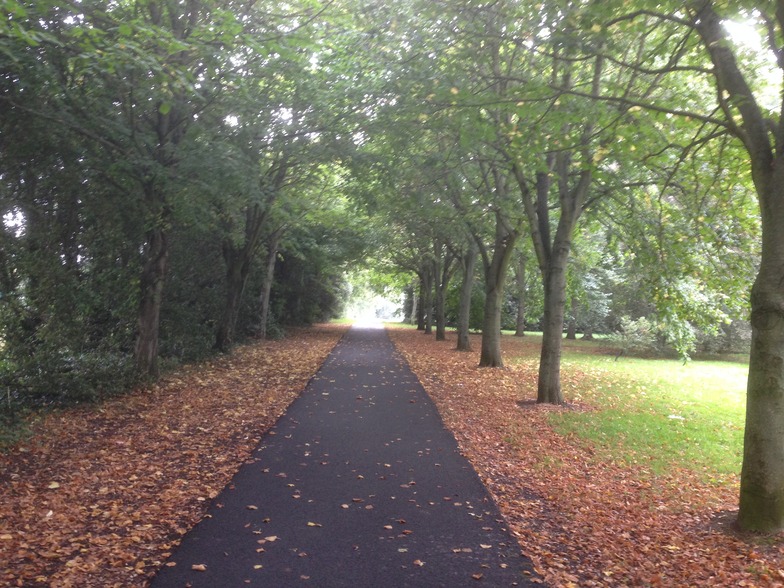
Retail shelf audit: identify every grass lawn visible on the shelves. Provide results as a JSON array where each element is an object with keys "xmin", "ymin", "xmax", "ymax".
[
  {"xmin": 384, "ymin": 324, "xmax": 747, "ymax": 480},
  {"xmin": 535, "ymin": 348, "xmax": 747, "ymax": 480}
]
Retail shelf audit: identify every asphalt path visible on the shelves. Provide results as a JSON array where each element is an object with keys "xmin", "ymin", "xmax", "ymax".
[{"xmin": 150, "ymin": 325, "xmax": 541, "ymax": 587}]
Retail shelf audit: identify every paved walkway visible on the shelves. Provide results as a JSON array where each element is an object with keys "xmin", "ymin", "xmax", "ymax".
[{"xmin": 150, "ymin": 326, "xmax": 540, "ymax": 587}]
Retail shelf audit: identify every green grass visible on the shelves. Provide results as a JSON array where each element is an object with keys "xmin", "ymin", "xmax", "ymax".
[
  {"xmin": 387, "ymin": 325, "xmax": 746, "ymax": 479},
  {"xmin": 541, "ymin": 353, "xmax": 747, "ymax": 480}
]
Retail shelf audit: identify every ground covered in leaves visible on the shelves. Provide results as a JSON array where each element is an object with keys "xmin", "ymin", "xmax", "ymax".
[
  {"xmin": 0, "ymin": 324, "xmax": 347, "ymax": 588},
  {"xmin": 388, "ymin": 326, "xmax": 784, "ymax": 587}
]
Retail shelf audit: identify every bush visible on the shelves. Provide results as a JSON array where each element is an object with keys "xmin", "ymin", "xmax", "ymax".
[
  {"xmin": 3, "ymin": 349, "xmax": 139, "ymax": 409},
  {"xmin": 609, "ymin": 316, "xmax": 659, "ymax": 357},
  {"xmin": 696, "ymin": 319, "xmax": 752, "ymax": 355}
]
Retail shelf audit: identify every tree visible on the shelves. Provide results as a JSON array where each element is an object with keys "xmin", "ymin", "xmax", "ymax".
[
  {"xmin": 455, "ymin": 241, "xmax": 479, "ymax": 351},
  {"xmin": 578, "ymin": 0, "xmax": 777, "ymax": 531},
  {"xmin": 671, "ymin": 2, "xmax": 782, "ymax": 531}
]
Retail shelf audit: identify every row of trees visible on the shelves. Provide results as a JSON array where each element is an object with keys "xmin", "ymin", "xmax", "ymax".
[
  {"xmin": 356, "ymin": 1, "xmax": 779, "ymax": 532},
  {"xmin": 3, "ymin": 0, "xmax": 784, "ymax": 532},
  {"xmin": 0, "ymin": 0, "xmax": 370, "ymax": 407}
]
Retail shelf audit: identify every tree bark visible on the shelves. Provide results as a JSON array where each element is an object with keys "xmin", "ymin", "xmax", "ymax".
[
  {"xmin": 433, "ymin": 243, "xmax": 457, "ymax": 341},
  {"xmin": 215, "ymin": 204, "xmax": 269, "ymax": 352},
  {"xmin": 258, "ymin": 228, "xmax": 283, "ymax": 340},
  {"xmin": 416, "ymin": 274, "xmax": 425, "ymax": 330},
  {"xmin": 456, "ymin": 244, "xmax": 478, "ymax": 351},
  {"xmin": 422, "ymin": 265, "xmax": 434, "ymax": 335},
  {"xmin": 537, "ymin": 246, "xmax": 569, "ymax": 404},
  {"xmin": 215, "ymin": 254, "xmax": 245, "ymax": 352},
  {"xmin": 479, "ymin": 218, "xmax": 518, "ymax": 367},
  {"xmin": 408, "ymin": 281, "xmax": 418, "ymax": 325},
  {"xmin": 433, "ymin": 261, "xmax": 447, "ymax": 341},
  {"xmin": 135, "ymin": 225, "xmax": 168, "ymax": 378},
  {"xmin": 513, "ymin": 253, "xmax": 528, "ymax": 337},
  {"xmin": 739, "ymin": 261, "xmax": 784, "ymax": 532}
]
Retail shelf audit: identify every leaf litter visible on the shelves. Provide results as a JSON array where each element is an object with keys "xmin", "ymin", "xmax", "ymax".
[
  {"xmin": 388, "ymin": 326, "xmax": 784, "ymax": 587},
  {"xmin": 0, "ymin": 324, "xmax": 347, "ymax": 588},
  {"xmin": 5, "ymin": 321, "xmax": 782, "ymax": 587}
]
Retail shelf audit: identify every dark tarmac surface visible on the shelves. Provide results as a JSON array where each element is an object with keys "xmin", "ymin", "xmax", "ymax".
[{"xmin": 150, "ymin": 325, "xmax": 541, "ymax": 587}]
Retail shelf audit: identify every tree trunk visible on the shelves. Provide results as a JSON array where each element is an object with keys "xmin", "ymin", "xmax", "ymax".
[
  {"xmin": 480, "ymin": 277, "xmax": 505, "ymax": 367},
  {"xmin": 479, "ymin": 225, "xmax": 517, "ymax": 367},
  {"xmin": 215, "ymin": 204, "xmax": 269, "ymax": 351},
  {"xmin": 135, "ymin": 225, "xmax": 168, "ymax": 378},
  {"xmin": 215, "ymin": 259, "xmax": 241, "ymax": 352},
  {"xmin": 739, "ymin": 262, "xmax": 784, "ymax": 531},
  {"xmin": 416, "ymin": 274, "xmax": 425, "ymax": 331},
  {"xmin": 537, "ymin": 250, "xmax": 568, "ymax": 404},
  {"xmin": 433, "ymin": 246, "xmax": 456, "ymax": 342},
  {"xmin": 258, "ymin": 229, "xmax": 283, "ymax": 340},
  {"xmin": 408, "ymin": 281, "xmax": 418, "ymax": 325},
  {"xmin": 434, "ymin": 270, "xmax": 448, "ymax": 340},
  {"xmin": 515, "ymin": 298, "xmax": 527, "ymax": 337},
  {"xmin": 456, "ymin": 245, "xmax": 478, "ymax": 351},
  {"xmin": 514, "ymin": 253, "xmax": 528, "ymax": 337},
  {"xmin": 737, "ymin": 161, "xmax": 784, "ymax": 530},
  {"xmin": 422, "ymin": 267, "xmax": 434, "ymax": 335},
  {"xmin": 515, "ymin": 158, "xmax": 587, "ymax": 404},
  {"xmin": 215, "ymin": 250, "xmax": 250, "ymax": 352}
]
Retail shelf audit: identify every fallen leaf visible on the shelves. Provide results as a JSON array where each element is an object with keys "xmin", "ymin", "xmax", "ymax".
[{"xmin": 191, "ymin": 564, "xmax": 207, "ymax": 572}]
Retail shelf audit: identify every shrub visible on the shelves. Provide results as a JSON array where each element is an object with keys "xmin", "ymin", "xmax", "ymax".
[{"xmin": 609, "ymin": 316, "xmax": 659, "ymax": 358}]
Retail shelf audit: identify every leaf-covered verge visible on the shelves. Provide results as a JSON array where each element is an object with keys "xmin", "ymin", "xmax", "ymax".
[
  {"xmin": 387, "ymin": 326, "xmax": 784, "ymax": 587},
  {"xmin": 0, "ymin": 324, "xmax": 348, "ymax": 588}
]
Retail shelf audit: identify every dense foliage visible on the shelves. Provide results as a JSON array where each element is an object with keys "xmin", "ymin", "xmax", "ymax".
[{"xmin": 0, "ymin": 0, "xmax": 368, "ymax": 412}]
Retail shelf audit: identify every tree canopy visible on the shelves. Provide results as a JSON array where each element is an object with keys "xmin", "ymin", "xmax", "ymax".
[{"xmin": 1, "ymin": 0, "xmax": 780, "ymax": 531}]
